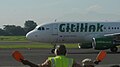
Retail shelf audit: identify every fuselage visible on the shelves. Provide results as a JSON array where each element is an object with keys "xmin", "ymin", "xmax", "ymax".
[{"xmin": 26, "ymin": 22, "xmax": 120, "ymax": 43}]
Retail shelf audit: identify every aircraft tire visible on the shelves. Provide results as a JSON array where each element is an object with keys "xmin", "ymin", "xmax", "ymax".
[{"xmin": 110, "ymin": 46, "xmax": 118, "ymax": 53}]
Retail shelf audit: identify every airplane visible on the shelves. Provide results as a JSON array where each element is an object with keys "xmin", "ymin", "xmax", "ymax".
[{"xmin": 26, "ymin": 22, "xmax": 120, "ymax": 53}]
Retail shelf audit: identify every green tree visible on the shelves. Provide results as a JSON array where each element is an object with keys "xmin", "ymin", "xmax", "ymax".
[
  {"xmin": 0, "ymin": 28, "xmax": 8, "ymax": 35},
  {"xmin": 24, "ymin": 20, "xmax": 37, "ymax": 33},
  {"xmin": 3, "ymin": 25, "xmax": 26, "ymax": 36}
]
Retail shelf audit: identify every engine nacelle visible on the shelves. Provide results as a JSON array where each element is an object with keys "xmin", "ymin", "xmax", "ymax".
[
  {"xmin": 80, "ymin": 37, "xmax": 114, "ymax": 50},
  {"xmin": 92, "ymin": 37, "xmax": 113, "ymax": 50}
]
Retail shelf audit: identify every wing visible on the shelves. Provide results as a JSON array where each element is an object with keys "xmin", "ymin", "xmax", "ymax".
[
  {"xmin": 104, "ymin": 33, "xmax": 120, "ymax": 45},
  {"xmin": 104, "ymin": 33, "xmax": 120, "ymax": 37}
]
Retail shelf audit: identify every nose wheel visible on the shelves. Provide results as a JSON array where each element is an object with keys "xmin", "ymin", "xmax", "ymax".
[
  {"xmin": 51, "ymin": 49, "xmax": 55, "ymax": 54},
  {"xmin": 51, "ymin": 44, "xmax": 57, "ymax": 54}
]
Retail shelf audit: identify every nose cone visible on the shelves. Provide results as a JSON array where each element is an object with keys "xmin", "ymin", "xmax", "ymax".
[
  {"xmin": 26, "ymin": 31, "xmax": 33, "ymax": 41},
  {"xmin": 26, "ymin": 30, "xmax": 38, "ymax": 41}
]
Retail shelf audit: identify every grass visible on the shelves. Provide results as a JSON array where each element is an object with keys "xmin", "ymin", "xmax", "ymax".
[
  {"xmin": 0, "ymin": 36, "xmax": 78, "ymax": 48},
  {"xmin": 0, "ymin": 43, "xmax": 78, "ymax": 49},
  {"xmin": 0, "ymin": 36, "xmax": 27, "ymax": 42},
  {"xmin": 0, "ymin": 44, "xmax": 52, "ymax": 49}
]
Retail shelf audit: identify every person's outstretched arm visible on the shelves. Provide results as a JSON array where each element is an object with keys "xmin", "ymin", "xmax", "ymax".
[
  {"xmin": 93, "ymin": 60, "xmax": 101, "ymax": 65},
  {"xmin": 21, "ymin": 59, "xmax": 39, "ymax": 67},
  {"xmin": 21, "ymin": 59, "xmax": 51, "ymax": 67}
]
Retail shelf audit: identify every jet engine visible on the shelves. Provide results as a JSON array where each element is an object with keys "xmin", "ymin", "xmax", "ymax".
[
  {"xmin": 79, "ymin": 36, "xmax": 119, "ymax": 52},
  {"xmin": 80, "ymin": 37, "xmax": 113, "ymax": 50},
  {"xmin": 92, "ymin": 37, "xmax": 113, "ymax": 50}
]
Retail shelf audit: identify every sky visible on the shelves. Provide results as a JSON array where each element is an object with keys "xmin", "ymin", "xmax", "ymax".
[{"xmin": 0, "ymin": 0, "xmax": 120, "ymax": 27}]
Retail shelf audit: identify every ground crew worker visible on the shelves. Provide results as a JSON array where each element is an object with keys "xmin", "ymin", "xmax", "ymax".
[{"xmin": 21, "ymin": 45, "xmax": 81, "ymax": 67}]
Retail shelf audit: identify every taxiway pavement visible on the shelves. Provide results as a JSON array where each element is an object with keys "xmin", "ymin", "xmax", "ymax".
[{"xmin": 0, "ymin": 48, "xmax": 120, "ymax": 67}]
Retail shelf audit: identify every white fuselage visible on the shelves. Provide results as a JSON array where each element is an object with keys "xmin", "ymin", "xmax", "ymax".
[{"xmin": 26, "ymin": 22, "xmax": 120, "ymax": 43}]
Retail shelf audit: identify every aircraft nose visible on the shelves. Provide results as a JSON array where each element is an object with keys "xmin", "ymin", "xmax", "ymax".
[
  {"xmin": 26, "ymin": 31, "xmax": 32, "ymax": 41},
  {"xmin": 26, "ymin": 30, "xmax": 37, "ymax": 41}
]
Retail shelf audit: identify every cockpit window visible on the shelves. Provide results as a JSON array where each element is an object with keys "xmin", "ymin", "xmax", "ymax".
[
  {"xmin": 38, "ymin": 27, "xmax": 41, "ymax": 30},
  {"xmin": 38, "ymin": 27, "xmax": 45, "ymax": 30},
  {"xmin": 42, "ymin": 27, "xmax": 45, "ymax": 30}
]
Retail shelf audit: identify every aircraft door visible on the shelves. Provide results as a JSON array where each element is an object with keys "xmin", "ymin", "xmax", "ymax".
[
  {"xmin": 52, "ymin": 23, "xmax": 58, "ymax": 35},
  {"xmin": 52, "ymin": 23, "xmax": 58, "ymax": 42}
]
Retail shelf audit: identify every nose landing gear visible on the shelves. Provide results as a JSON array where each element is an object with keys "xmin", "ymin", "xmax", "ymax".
[{"xmin": 51, "ymin": 44, "xmax": 57, "ymax": 54}]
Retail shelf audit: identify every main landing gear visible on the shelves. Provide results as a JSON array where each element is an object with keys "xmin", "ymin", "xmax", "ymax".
[{"xmin": 110, "ymin": 46, "xmax": 118, "ymax": 53}]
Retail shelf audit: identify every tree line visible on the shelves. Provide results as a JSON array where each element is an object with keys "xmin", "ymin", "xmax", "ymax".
[{"xmin": 0, "ymin": 20, "xmax": 37, "ymax": 36}]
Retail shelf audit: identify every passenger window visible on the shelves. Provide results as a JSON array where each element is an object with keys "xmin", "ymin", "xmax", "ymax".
[
  {"xmin": 104, "ymin": 27, "xmax": 106, "ymax": 29},
  {"xmin": 46, "ymin": 28, "xmax": 49, "ymax": 30},
  {"xmin": 117, "ymin": 27, "xmax": 119, "ymax": 29}
]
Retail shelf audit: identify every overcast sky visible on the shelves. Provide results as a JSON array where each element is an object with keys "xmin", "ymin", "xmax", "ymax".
[{"xmin": 0, "ymin": 0, "xmax": 120, "ymax": 27}]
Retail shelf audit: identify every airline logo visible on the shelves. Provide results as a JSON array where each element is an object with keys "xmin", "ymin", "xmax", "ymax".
[{"xmin": 59, "ymin": 23, "xmax": 103, "ymax": 32}]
